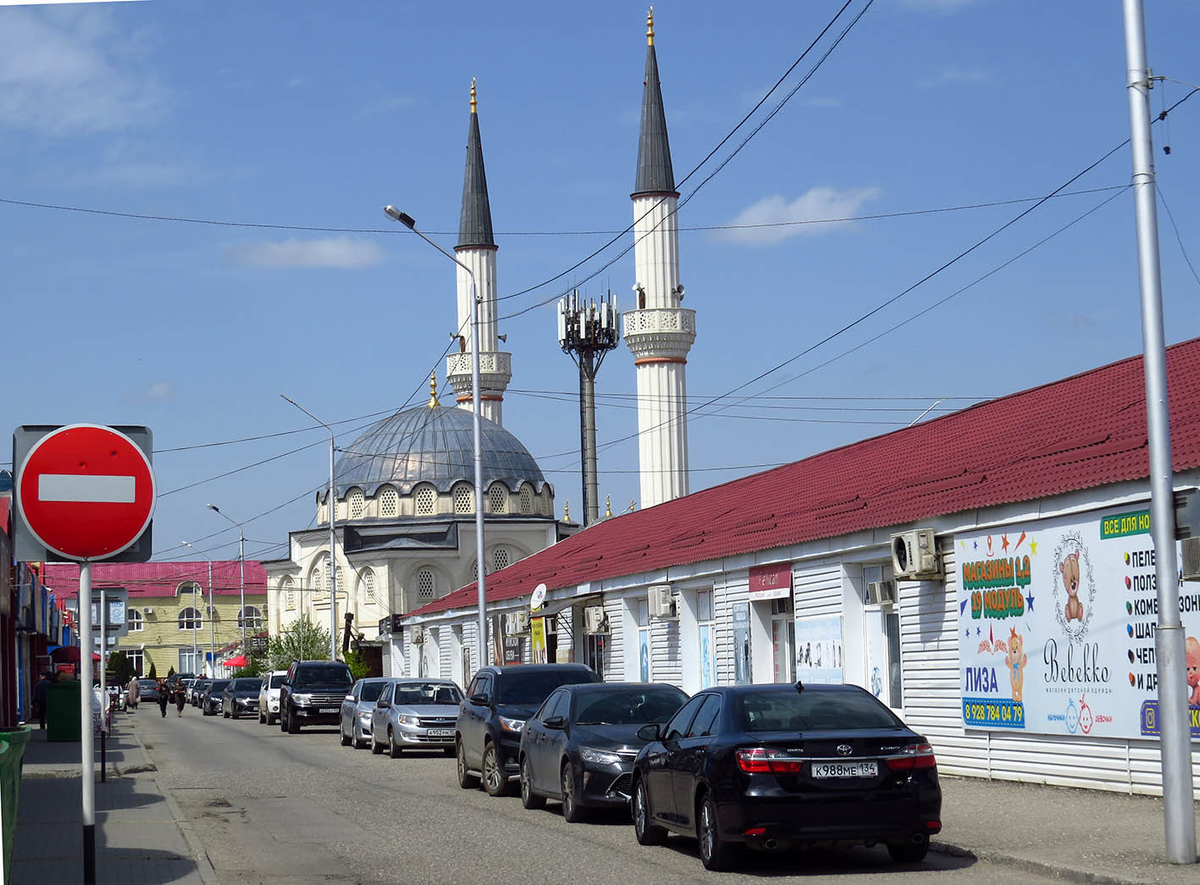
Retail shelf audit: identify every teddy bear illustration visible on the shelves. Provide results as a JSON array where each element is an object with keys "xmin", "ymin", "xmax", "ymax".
[
  {"xmin": 1186, "ymin": 636, "xmax": 1200, "ymax": 707},
  {"xmin": 1005, "ymin": 628, "xmax": 1027, "ymax": 702},
  {"xmin": 1060, "ymin": 551, "xmax": 1083, "ymax": 622}
]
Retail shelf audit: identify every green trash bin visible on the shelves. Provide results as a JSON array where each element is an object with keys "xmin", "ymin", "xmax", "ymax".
[
  {"xmin": 45, "ymin": 681, "xmax": 81, "ymax": 743},
  {"xmin": 0, "ymin": 727, "xmax": 32, "ymax": 885}
]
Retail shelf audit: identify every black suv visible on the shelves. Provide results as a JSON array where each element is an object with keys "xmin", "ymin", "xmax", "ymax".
[
  {"xmin": 456, "ymin": 664, "xmax": 600, "ymax": 797},
  {"xmin": 279, "ymin": 660, "xmax": 354, "ymax": 734}
]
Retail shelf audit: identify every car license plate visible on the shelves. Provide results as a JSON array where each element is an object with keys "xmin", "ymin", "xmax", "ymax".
[
  {"xmin": 427, "ymin": 728, "xmax": 454, "ymax": 738},
  {"xmin": 319, "ymin": 707, "xmax": 338, "ymax": 714},
  {"xmin": 811, "ymin": 761, "xmax": 878, "ymax": 779}
]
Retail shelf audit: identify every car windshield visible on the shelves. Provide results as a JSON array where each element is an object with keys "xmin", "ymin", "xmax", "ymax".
[
  {"xmin": 738, "ymin": 688, "xmax": 902, "ymax": 732},
  {"xmin": 138, "ymin": 680, "xmax": 156, "ymax": 688},
  {"xmin": 575, "ymin": 687, "xmax": 688, "ymax": 725},
  {"xmin": 209, "ymin": 680, "xmax": 231, "ymax": 692},
  {"xmin": 269, "ymin": 674, "xmax": 286, "ymax": 689},
  {"xmin": 495, "ymin": 671, "xmax": 595, "ymax": 705},
  {"xmin": 232, "ymin": 679, "xmax": 260, "ymax": 691},
  {"xmin": 294, "ymin": 665, "xmax": 352, "ymax": 688},
  {"xmin": 393, "ymin": 683, "xmax": 462, "ymax": 706}
]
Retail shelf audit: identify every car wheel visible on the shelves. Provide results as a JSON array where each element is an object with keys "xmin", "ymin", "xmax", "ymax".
[
  {"xmin": 888, "ymin": 837, "xmax": 930, "ymax": 864},
  {"xmin": 632, "ymin": 778, "xmax": 666, "ymax": 846},
  {"xmin": 456, "ymin": 739, "xmax": 480, "ymax": 789},
  {"xmin": 482, "ymin": 744, "xmax": 509, "ymax": 797},
  {"xmin": 697, "ymin": 793, "xmax": 738, "ymax": 872},
  {"xmin": 259, "ymin": 710, "xmax": 266, "ymax": 725},
  {"xmin": 520, "ymin": 756, "xmax": 545, "ymax": 810},
  {"xmin": 340, "ymin": 725, "xmax": 351, "ymax": 746},
  {"xmin": 388, "ymin": 729, "xmax": 402, "ymax": 759},
  {"xmin": 560, "ymin": 762, "xmax": 585, "ymax": 823},
  {"xmin": 223, "ymin": 708, "xmax": 231, "ymax": 718},
  {"xmin": 278, "ymin": 709, "xmax": 287, "ymax": 731},
  {"xmin": 287, "ymin": 705, "xmax": 300, "ymax": 734},
  {"xmin": 371, "ymin": 733, "xmax": 384, "ymax": 755}
]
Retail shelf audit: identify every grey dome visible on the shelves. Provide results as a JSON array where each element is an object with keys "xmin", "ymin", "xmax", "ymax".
[{"xmin": 328, "ymin": 405, "xmax": 548, "ymax": 501}]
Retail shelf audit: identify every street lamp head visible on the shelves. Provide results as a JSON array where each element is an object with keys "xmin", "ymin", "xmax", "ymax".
[
  {"xmin": 205, "ymin": 503, "xmax": 220, "ymax": 513},
  {"xmin": 384, "ymin": 205, "xmax": 416, "ymax": 229}
]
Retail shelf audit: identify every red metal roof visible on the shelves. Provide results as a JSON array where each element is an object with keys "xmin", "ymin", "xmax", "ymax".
[
  {"xmin": 411, "ymin": 337, "xmax": 1200, "ymax": 617},
  {"xmin": 42, "ymin": 560, "xmax": 267, "ymax": 600}
]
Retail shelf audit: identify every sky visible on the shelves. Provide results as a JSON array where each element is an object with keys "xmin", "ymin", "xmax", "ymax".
[{"xmin": 3, "ymin": 0, "xmax": 1199, "ymax": 572}]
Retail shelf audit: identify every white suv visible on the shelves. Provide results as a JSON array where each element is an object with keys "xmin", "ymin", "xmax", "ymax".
[{"xmin": 258, "ymin": 670, "xmax": 288, "ymax": 725}]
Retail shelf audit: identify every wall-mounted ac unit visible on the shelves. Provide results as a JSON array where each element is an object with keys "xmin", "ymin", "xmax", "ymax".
[
  {"xmin": 648, "ymin": 585, "xmax": 676, "ymax": 619},
  {"xmin": 1182, "ymin": 537, "xmax": 1200, "ymax": 582},
  {"xmin": 865, "ymin": 579, "xmax": 896, "ymax": 606},
  {"xmin": 583, "ymin": 605, "xmax": 610, "ymax": 634},
  {"xmin": 891, "ymin": 529, "xmax": 941, "ymax": 579},
  {"xmin": 143, "ymin": 607, "xmax": 155, "ymax": 615}
]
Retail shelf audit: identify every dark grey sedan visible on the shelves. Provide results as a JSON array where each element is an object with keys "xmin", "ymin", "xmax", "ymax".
[
  {"xmin": 200, "ymin": 679, "xmax": 231, "ymax": 715},
  {"xmin": 340, "ymin": 678, "xmax": 393, "ymax": 749},
  {"xmin": 221, "ymin": 678, "xmax": 262, "ymax": 719}
]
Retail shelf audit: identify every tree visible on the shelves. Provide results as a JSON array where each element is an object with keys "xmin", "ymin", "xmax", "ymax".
[
  {"xmin": 266, "ymin": 616, "xmax": 332, "ymax": 671},
  {"xmin": 108, "ymin": 651, "xmax": 135, "ymax": 687},
  {"xmin": 343, "ymin": 649, "xmax": 371, "ymax": 681},
  {"xmin": 167, "ymin": 666, "xmax": 176, "ymax": 678},
  {"xmin": 148, "ymin": 662, "xmax": 158, "ymax": 679}
]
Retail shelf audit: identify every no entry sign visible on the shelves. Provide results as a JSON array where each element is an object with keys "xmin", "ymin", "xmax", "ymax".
[{"xmin": 15, "ymin": 424, "xmax": 156, "ymax": 561}]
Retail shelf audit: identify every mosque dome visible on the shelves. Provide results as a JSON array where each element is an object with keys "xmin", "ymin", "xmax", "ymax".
[{"xmin": 327, "ymin": 404, "xmax": 549, "ymax": 502}]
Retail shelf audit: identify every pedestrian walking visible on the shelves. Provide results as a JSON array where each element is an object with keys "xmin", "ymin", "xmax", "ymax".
[
  {"xmin": 156, "ymin": 678, "xmax": 169, "ymax": 718},
  {"xmin": 127, "ymin": 675, "xmax": 140, "ymax": 710},
  {"xmin": 174, "ymin": 681, "xmax": 187, "ymax": 717},
  {"xmin": 31, "ymin": 671, "xmax": 55, "ymax": 730}
]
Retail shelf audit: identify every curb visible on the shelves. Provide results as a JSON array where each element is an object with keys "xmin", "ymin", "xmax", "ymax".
[
  {"xmin": 126, "ymin": 722, "xmax": 220, "ymax": 885},
  {"xmin": 930, "ymin": 840, "xmax": 1143, "ymax": 885}
]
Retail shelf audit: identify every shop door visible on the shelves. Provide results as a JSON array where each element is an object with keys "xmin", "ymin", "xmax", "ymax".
[{"xmin": 771, "ymin": 598, "xmax": 795, "ymax": 682}]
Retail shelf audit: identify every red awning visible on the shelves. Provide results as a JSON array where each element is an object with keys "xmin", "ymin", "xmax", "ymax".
[
  {"xmin": 50, "ymin": 646, "xmax": 100, "ymax": 664},
  {"xmin": 222, "ymin": 655, "xmax": 248, "ymax": 668}
]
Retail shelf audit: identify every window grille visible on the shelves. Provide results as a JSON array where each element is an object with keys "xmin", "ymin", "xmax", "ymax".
[
  {"xmin": 492, "ymin": 547, "xmax": 510, "ymax": 571},
  {"xmin": 379, "ymin": 486, "xmax": 399, "ymax": 518},
  {"xmin": 361, "ymin": 569, "xmax": 377, "ymax": 603},
  {"xmin": 488, "ymin": 484, "xmax": 507, "ymax": 513},
  {"xmin": 348, "ymin": 488, "xmax": 365, "ymax": 519},
  {"xmin": 453, "ymin": 484, "xmax": 474, "ymax": 514},
  {"xmin": 519, "ymin": 485, "xmax": 534, "ymax": 514},
  {"xmin": 416, "ymin": 485, "xmax": 436, "ymax": 515},
  {"xmin": 417, "ymin": 569, "xmax": 435, "ymax": 602},
  {"xmin": 283, "ymin": 577, "xmax": 296, "ymax": 610}
]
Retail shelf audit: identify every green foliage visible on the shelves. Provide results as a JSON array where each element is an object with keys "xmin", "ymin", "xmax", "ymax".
[
  {"xmin": 108, "ymin": 651, "xmax": 136, "ymax": 687},
  {"xmin": 148, "ymin": 662, "xmax": 158, "ymax": 679},
  {"xmin": 343, "ymin": 649, "xmax": 371, "ymax": 681},
  {"xmin": 231, "ymin": 658, "xmax": 264, "ymax": 678},
  {"xmin": 266, "ymin": 616, "xmax": 331, "ymax": 671},
  {"xmin": 168, "ymin": 666, "xmax": 176, "ymax": 678}
]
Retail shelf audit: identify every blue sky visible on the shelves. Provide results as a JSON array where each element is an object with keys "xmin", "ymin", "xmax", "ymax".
[{"xmin": 3, "ymin": 0, "xmax": 1199, "ymax": 569}]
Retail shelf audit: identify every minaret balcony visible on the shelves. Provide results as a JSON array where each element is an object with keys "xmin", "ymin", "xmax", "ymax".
[
  {"xmin": 447, "ymin": 350, "xmax": 512, "ymax": 391},
  {"xmin": 624, "ymin": 308, "xmax": 696, "ymax": 361}
]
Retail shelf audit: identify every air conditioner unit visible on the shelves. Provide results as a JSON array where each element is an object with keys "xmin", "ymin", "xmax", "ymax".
[
  {"xmin": 513, "ymin": 609, "xmax": 531, "ymax": 633},
  {"xmin": 648, "ymin": 585, "xmax": 676, "ymax": 619},
  {"xmin": 891, "ymin": 529, "xmax": 941, "ymax": 579},
  {"xmin": 583, "ymin": 605, "xmax": 610, "ymax": 635},
  {"xmin": 865, "ymin": 579, "xmax": 896, "ymax": 606},
  {"xmin": 143, "ymin": 607, "xmax": 154, "ymax": 615},
  {"xmin": 1182, "ymin": 537, "xmax": 1200, "ymax": 582}
]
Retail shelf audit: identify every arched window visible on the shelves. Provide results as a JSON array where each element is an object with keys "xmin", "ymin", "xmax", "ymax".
[
  {"xmin": 492, "ymin": 546, "xmax": 510, "ymax": 572},
  {"xmin": 178, "ymin": 607, "xmax": 203, "ymax": 630},
  {"xmin": 238, "ymin": 607, "xmax": 263, "ymax": 629},
  {"xmin": 308, "ymin": 559, "xmax": 327, "ymax": 601},
  {"xmin": 359, "ymin": 569, "xmax": 377, "ymax": 604},
  {"xmin": 487, "ymin": 483, "xmax": 508, "ymax": 514},
  {"xmin": 452, "ymin": 483, "xmax": 474, "ymax": 515},
  {"xmin": 177, "ymin": 581, "xmax": 202, "ymax": 597},
  {"xmin": 519, "ymin": 484, "xmax": 534, "ymax": 515},
  {"xmin": 416, "ymin": 569, "xmax": 435, "ymax": 602},
  {"xmin": 415, "ymin": 484, "xmax": 437, "ymax": 515},
  {"xmin": 379, "ymin": 485, "xmax": 399, "ymax": 518},
  {"xmin": 127, "ymin": 609, "xmax": 144, "ymax": 632},
  {"xmin": 348, "ymin": 487, "xmax": 365, "ymax": 519}
]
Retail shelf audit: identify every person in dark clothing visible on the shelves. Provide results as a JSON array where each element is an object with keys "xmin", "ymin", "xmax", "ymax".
[
  {"xmin": 157, "ymin": 679, "xmax": 170, "ymax": 718},
  {"xmin": 174, "ymin": 682, "xmax": 187, "ymax": 716},
  {"xmin": 32, "ymin": 672, "xmax": 55, "ymax": 729}
]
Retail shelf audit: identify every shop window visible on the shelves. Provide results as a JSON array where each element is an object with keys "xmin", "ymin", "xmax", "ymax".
[{"xmin": 177, "ymin": 581, "xmax": 202, "ymax": 597}]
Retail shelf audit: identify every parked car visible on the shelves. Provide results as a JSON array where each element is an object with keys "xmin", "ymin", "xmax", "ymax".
[
  {"xmin": 200, "ymin": 679, "xmax": 231, "ymax": 715},
  {"xmin": 456, "ymin": 664, "xmax": 601, "ymax": 797},
  {"xmin": 279, "ymin": 660, "xmax": 354, "ymax": 734},
  {"xmin": 258, "ymin": 670, "xmax": 288, "ymax": 725},
  {"xmin": 519, "ymin": 682, "xmax": 688, "ymax": 821},
  {"xmin": 339, "ymin": 678, "xmax": 393, "ymax": 749},
  {"xmin": 137, "ymin": 678, "xmax": 160, "ymax": 704},
  {"xmin": 629, "ymin": 683, "xmax": 942, "ymax": 872},
  {"xmin": 190, "ymin": 678, "xmax": 211, "ymax": 707},
  {"xmin": 221, "ymin": 678, "xmax": 262, "ymax": 719},
  {"xmin": 370, "ymin": 679, "xmax": 462, "ymax": 758}
]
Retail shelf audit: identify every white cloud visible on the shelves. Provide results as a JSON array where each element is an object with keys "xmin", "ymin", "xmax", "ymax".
[
  {"xmin": 919, "ymin": 66, "xmax": 994, "ymax": 88},
  {"xmin": 717, "ymin": 187, "xmax": 882, "ymax": 246},
  {"xmin": 225, "ymin": 237, "xmax": 386, "ymax": 270},
  {"xmin": 124, "ymin": 380, "xmax": 173, "ymax": 403},
  {"xmin": 897, "ymin": 0, "xmax": 979, "ymax": 12},
  {"xmin": 0, "ymin": 8, "xmax": 166, "ymax": 134}
]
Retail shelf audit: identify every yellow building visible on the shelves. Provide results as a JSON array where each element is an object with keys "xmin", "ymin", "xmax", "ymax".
[{"xmin": 44, "ymin": 561, "xmax": 267, "ymax": 677}]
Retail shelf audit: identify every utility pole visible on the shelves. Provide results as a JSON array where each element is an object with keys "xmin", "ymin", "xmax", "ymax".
[
  {"xmin": 558, "ymin": 290, "xmax": 620, "ymax": 526},
  {"xmin": 1122, "ymin": 0, "xmax": 1196, "ymax": 865}
]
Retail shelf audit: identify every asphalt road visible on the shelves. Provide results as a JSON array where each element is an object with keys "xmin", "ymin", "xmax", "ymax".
[{"xmin": 128, "ymin": 706, "xmax": 1051, "ymax": 885}]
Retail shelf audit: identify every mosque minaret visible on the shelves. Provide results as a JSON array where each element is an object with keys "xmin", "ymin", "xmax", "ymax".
[
  {"xmin": 624, "ymin": 10, "xmax": 696, "ymax": 509},
  {"xmin": 447, "ymin": 79, "xmax": 511, "ymax": 426}
]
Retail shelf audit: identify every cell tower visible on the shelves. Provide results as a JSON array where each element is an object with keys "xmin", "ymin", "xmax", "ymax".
[{"xmin": 558, "ymin": 290, "xmax": 620, "ymax": 526}]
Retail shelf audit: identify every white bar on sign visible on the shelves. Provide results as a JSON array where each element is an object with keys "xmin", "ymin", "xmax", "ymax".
[{"xmin": 38, "ymin": 474, "xmax": 136, "ymax": 504}]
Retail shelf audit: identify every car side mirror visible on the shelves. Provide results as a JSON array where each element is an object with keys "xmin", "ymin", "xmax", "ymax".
[
  {"xmin": 543, "ymin": 715, "xmax": 566, "ymax": 730},
  {"xmin": 637, "ymin": 723, "xmax": 661, "ymax": 742},
  {"xmin": 344, "ymin": 694, "xmax": 355, "ymax": 702},
  {"xmin": 469, "ymin": 693, "xmax": 489, "ymax": 706}
]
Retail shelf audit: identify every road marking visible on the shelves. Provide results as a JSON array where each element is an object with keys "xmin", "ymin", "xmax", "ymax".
[{"xmin": 38, "ymin": 474, "xmax": 136, "ymax": 504}]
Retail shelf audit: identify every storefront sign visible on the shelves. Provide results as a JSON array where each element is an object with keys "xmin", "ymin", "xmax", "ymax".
[
  {"xmin": 795, "ymin": 615, "xmax": 844, "ymax": 685},
  {"xmin": 530, "ymin": 616, "xmax": 547, "ymax": 664},
  {"xmin": 749, "ymin": 562, "xmax": 793, "ymax": 600},
  {"xmin": 957, "ymin": 505, "xmax": 1200, "ymax": 740}
]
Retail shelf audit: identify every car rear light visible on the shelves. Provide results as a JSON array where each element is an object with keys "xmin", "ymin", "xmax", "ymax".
[
  {"xmin": 736, "ymin": 747, "xmax": 804, "ymax": 775},
  {"xmin": 743, "ymin": 827, "xmax": 767, "ymax": 837},
  {"xmin": 884, "ymin": 743, "xmax": 936, "ymax": 771}
]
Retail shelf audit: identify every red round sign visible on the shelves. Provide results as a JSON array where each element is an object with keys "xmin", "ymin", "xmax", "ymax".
[{"xmin": 16, "ymin": 424, "xmax": 156, "ymax": 561}]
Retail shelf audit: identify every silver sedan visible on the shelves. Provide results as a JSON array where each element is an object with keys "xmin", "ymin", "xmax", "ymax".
[
  {"xmin": 370, "ymin": 679, "xmax": 463, "ymax": 758},
  {"xmin": 340, "ymin": 678, "xmax": 394, "ymax": 749}
]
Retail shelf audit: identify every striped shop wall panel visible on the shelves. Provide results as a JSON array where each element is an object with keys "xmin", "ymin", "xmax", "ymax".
[
  {"xmin": 556, "ymin": 608, "xmax": 573, "ymax": 661},
  {"xmin": 650, "ymin": 597, "xmax": 682, "ymax": 687},
  {"xmin": 793, "ymin": 560, "xmax": 842, "ymax": 618},
  {"xmin": 604, "ymin": 595, "xmax": 624, "ymax": 680},
  {"xmin": 715, "ymin": 575, "xmax": 748, "ymax": 686},
  {"xmin": 438, "ymin": 626, "xmax": 452, "ymax": 679},
  {"xmin": 1128, "ymin": 741, "xmax": 1200, "ymax": 796}
]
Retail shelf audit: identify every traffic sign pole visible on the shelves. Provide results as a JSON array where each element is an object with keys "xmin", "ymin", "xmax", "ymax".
[
  {"xmin": 99, "ymin": 588, "xmax": 107, "ymax": 785},
  {"xmin": 80, "ymin": 562, "xmax": 96, "ymax": 885}
]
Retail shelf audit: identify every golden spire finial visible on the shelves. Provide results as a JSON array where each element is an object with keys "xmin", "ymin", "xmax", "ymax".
[
  {"xmin": 646, "ymin": 7, "xmax": 654, "ymax": 45},
  {"xmin": 629, "ymin": 499, "xmax": 637, "ymax": 513},
  {"xmin": 427, "ymin": 371, "xmax": 440, "ymax": 408},
  {"xmin": 563, "ymin": 500, "xmax": 570, "ymax": 522},
  {"xmin": 470, "ymin": 77, "xmax": 477, "ymax": 113},
  {"xmin": 605, "ymin": 495, "xmax": 613, "ymax": 518}
]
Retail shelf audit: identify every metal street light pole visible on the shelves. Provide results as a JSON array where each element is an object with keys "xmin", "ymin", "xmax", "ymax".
[
  {"xmin": 182, "ymin": 541, "xmax": 215, "ymax": 677},
  {"xmin": 281, "ymin": 394, "xmax": 340, "ymax": 661},
  {"xmin": 205, "ymin": 504, "xmax": 247, "ymax": 657},
  {"xmin": 385, "ymin": 205, "xmax": 489, "ymax": 670}
]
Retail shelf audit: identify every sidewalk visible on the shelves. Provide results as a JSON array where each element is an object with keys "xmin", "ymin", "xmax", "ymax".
[
  {"xmin": 934, "ymin": 775, "xmax": 1200, "ymax": 884},
  {"xmin": 11, "ymin": 711, "xmax": 216, "ymax": 885}
]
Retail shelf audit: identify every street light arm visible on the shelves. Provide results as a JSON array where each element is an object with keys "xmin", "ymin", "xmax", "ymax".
[
  {"xmin": 384, "ymin": 207, "xmax": 476, "ymax": 283},
  {"xmin": 280, "ymin": 394, "xmax": 335, "ymax": 438}
]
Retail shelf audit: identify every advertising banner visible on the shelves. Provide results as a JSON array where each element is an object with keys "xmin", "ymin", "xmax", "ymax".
[
  {"xmin": 749, "ymin": 562, "xmax": 792, "ymax": 600},
  {"xmin": 957, "ymin": 505, "xmax": 1200, "ymax": 740},
  {"xmin": 795, "ymin": 614, "xmax": 844, "ymax": 685},
  {"xmin": 530, "ymin": 616, "xmax": 547, "ymax": 664}
]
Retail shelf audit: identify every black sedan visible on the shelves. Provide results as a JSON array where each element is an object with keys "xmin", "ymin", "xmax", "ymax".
[
  {"xmin": 519, "ymin": 682, "xmax": 688, "ymax": 822},
  {"xmin": 630, "ymin": 683, "xmax": 942, "ymax": 872},
  {"xmin": 200, "ymin": 679, "xmax": 231, "ymax": 716},
  {"xmin": 221, "ymin": 678, "xmax": 262, "ymax": 719}
]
